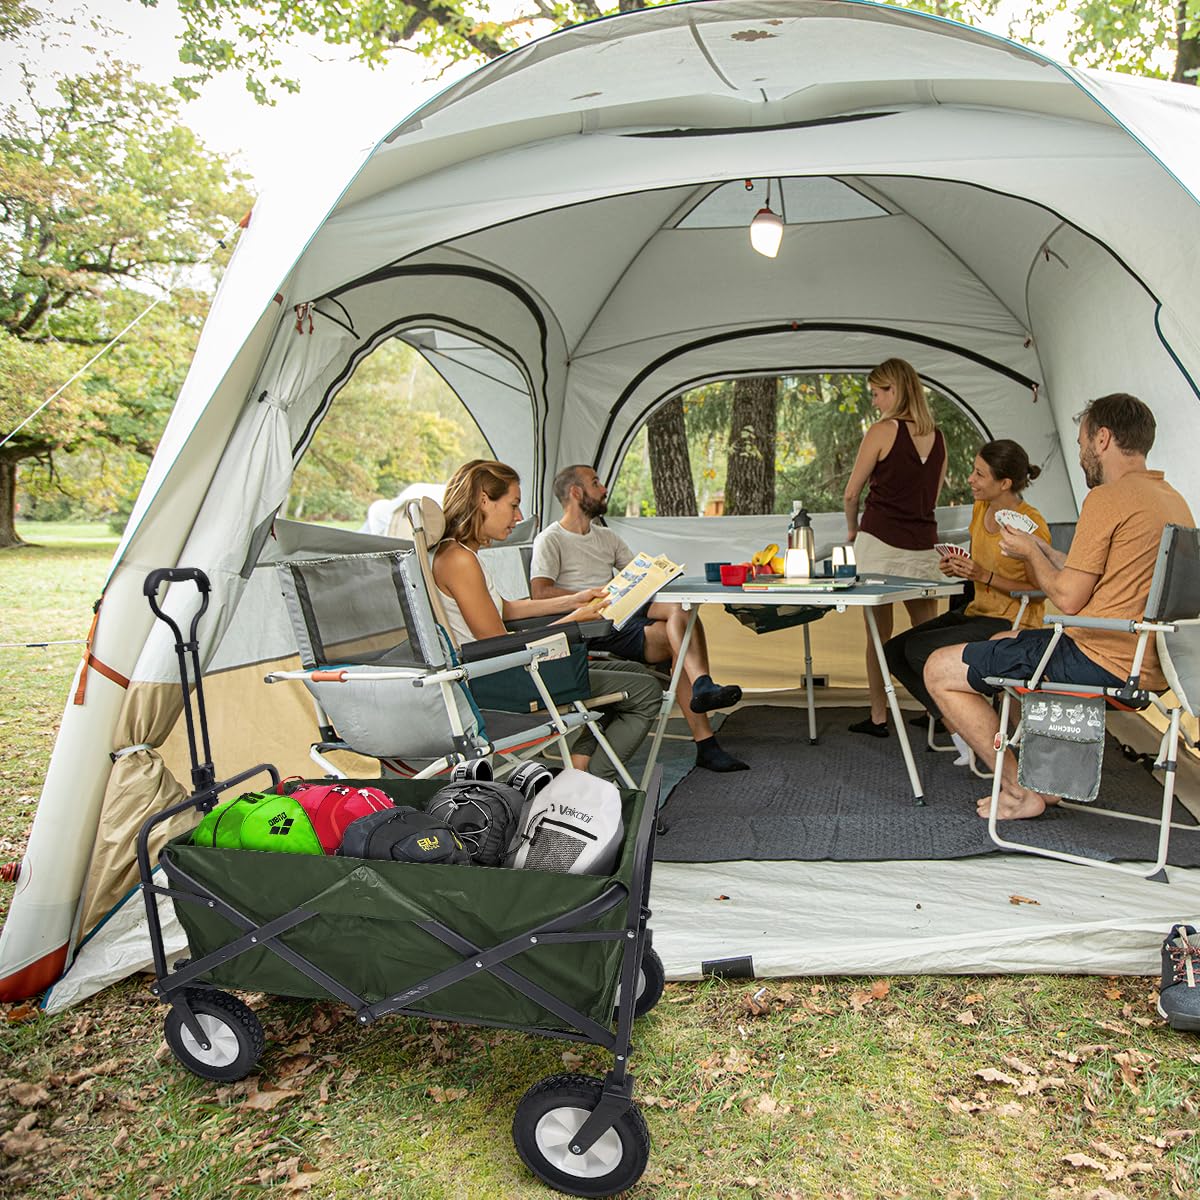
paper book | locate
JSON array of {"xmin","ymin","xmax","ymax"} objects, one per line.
[
  {"xmin": 741, "ymin": 577, "xmax": 856, "ymax": 592},
  {"xmin": 598, "ymin": 551, "xmax": 684, "ymax": 630}
]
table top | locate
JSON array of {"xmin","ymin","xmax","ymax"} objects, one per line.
[{"xmin": 657, "ymin": 574, "xmax": 964, "ymax": 608}]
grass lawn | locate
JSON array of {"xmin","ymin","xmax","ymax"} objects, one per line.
[{"xmin": 1, "ymin": 528, "xmax": 1198, "ymax": 1199}]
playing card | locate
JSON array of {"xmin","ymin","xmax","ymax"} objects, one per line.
[
  {"xmin": 995, "ymin": 508, "xmax": 1037, "ymax": 534},
  {"xmin": 934, "ymin": 542, "xmax": 968, "ymax": 558}
]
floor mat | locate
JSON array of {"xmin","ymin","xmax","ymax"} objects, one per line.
[{"xmin": 654, "ymin": 705, "xmax": 1200, "ymax": 866}]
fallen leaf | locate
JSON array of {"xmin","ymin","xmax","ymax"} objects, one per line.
[
  {"xmin": 273, "ymin": 1054, "xmax": 315, "ymax": 1082},
  {"xmin": 239, "ymin": 1083, "xmax": 300, "ymax": 1112},
  {"xmin": 1096, "ymin": 1019, "xmax": 1132, "ymax": 1036},
  {"xmin": 1009, "ymin": 895, "xmax": 1040, "ymax": 906},
  {"xmin": 10, "ymin": 1082, "xmax": 50, "ymax": 1107},
  {"xmin": 749, "ymin": 1093, "xmax": 791, "ymax": 1116},
  {"xmin": 1090, "ymin": 1141, "xmax": 1127, "ymax": 1162},
  {"xmin": 955, "ymin": 1010, "xmax": 978, "ymax": 1025},
  {"xmin": 639, "ymin": 1094, "xmax": 678, "ymax": 1110},
  {"xmin": 561, "ymin": 1051, "xmax": 584, "ymax": 1070},
  {"xmin": 1063, "ymin": 1152, "xmax": 1106, "ymax": 1171},
  {"xmin": 994, "ymin": 1102, "xmax": 1025, "ymax": 1117},
  {"xmin": 975, "ymin": 1069, "xmax": 1019, "ymax": 1087},
  {"xmin": 427, "ymin": 1086, "xmax": 468, "ymax": 1103},
  {"xmin": 743, "ymin": 989, "xmax": 772, "ymax": 1017},
  {"xmin": 1001, "ymin": 1056, "xmax": 1037, "ymax": 1077},
  {"xmin": 4, "ymin": 1002, "xmax": 39, "ymax": 1024},
  {"xmin": 1103, "ymin": 987, "xmax": 1123, "ymax": 1000},
  {"xmin": 870, "ymin": 980, "xmax": 890, "ymax": 1000},
  {"xmin": 964, "ymin": 992, "xmax": 984, "ymax": 1004},
  {"xmin": 848, "ymin": 989, "xmax": 876, "ymax": 1012},
  {"xmin": 281, "ymin": 1172, "xmax": 323, "ymax": 1192}
]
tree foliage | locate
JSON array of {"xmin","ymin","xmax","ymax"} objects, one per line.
[
  {"xmin": 612, "ymin": 373, "xmax": 980, "ymax": 519},
  {"xmin": 0, "ymin": 45, "xmax": 252, "ymax": 545},
  {"xmin": 286, "ymin": 338, "xmax": 489, "ymax": 521}
]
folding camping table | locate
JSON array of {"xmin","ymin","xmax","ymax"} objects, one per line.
[{"xmin": 643, "ymin": 574, "xmax": 964, "ymax": 804}]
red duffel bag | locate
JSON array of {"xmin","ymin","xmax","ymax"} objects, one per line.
[{"xmin": 276, "ymin": 780, "xmax": 393, "ymax": 854}]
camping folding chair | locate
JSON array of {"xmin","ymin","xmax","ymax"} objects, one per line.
[
  {"xmin": 266, "ymin": 544, "xmax": 636, "ymax": 786},
  {"xmin": 983, "ymin": 523, "xmax": 1200, "ymax": 881}
]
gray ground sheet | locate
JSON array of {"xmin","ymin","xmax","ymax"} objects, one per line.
[{"xmin": 653, "ymin": 705, "xmax": 1200, "ymax": 866}]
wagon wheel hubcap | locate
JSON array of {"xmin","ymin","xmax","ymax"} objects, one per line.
[
  {"xmin": 535, "ymin": 1105, "xmax": 622, "ymax": 1177},
  {"xmin": 180, "ymin": 1014, "xmax": 240, "ymax": 1066}
]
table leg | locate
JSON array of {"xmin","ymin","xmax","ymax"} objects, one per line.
[
  {"xmin": 802, "ymin": 622, "xmax": 817, "ymax": 744},
  {"xmin": 864, "ymin": 607, "xmax": 925, "ymax": 805},
  {"xmin": 639, "ymin": 605, "xmax": 697, "ymax": 794}
]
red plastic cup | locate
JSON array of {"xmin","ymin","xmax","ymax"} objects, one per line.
[{"xmin": 719, "ymin": 563, "xmax": 749, "ymax": 586}]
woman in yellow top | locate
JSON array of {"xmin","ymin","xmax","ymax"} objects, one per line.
[{"xmin": 883, "ymin": 439, "xmax": 1050, "ymax": 760}]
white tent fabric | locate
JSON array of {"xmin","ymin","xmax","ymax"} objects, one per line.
[{"xmin": 4, "ymin": 0, "xmax": 1200, "ymax": 1002}]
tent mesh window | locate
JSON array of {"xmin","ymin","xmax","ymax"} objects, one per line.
[{"xmin": 278, "ymin": 551, "xmax": 444, "ymax": 671}]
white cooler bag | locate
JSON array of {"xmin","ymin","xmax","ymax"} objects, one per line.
[{"xmin": 509, "ymin": 770, "xmax": 625, "ymax": 875}]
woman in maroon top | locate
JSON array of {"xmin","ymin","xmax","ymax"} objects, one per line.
[{"xmin": 843, "ymin": 358, "xmax": 947, "ymax": 736}]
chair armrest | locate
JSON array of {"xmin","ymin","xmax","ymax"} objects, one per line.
[
  {"xmin": 459, "ymin": 618, "xmax": 612, "ymax": 660},
  {"xmin": 501, "ymin": 616, "xmax": 615, "ymax": 641},
  {"xmin": 1011, "ymin": 589, "xmax": 1045, "ymax": 600},
  {"xmin": 1042, "ymin": 613, "xmax": 1138, "ymax": 633},
  {"xmin": 459, "ymin": 624, "xmax": 583, "ymax": 663}
]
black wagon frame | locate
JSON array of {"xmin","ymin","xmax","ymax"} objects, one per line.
[{"xmin": 135, "ymin": 566, "xmax": 664, "ymax": 1196}]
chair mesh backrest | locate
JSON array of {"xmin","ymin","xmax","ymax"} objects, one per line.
[
  {"xmin": 1144, "ymin": 526, "xmax": 1200, "ymax": 717},
  {"xmin": 277, "ymin": 550, "xmax": 448, "ymax": 670},
  {"xmin": 1144, "ymin": 525, "xmax": 1200, "ymax": 624}
]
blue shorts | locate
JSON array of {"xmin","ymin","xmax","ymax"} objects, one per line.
[
  {"xmin": 960, "ymin": 629, "xmax": 1124, "ymax": 697},
  {"xmin": 589, "ymin": 601, "xmax": 655, "ymax": 661}
]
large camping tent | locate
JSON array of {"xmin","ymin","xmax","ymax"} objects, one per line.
[{"xmin": 3, "ymin": 0, "xmax": 1200, "ymax": 1004}]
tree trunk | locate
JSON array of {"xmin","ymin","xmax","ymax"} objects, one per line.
[
  {"xmin": 0, "ymin": 453, "xmax": 25, "ymax": 549},
  {"xmin": 724, "ymin": 375, "xmax": 777, "ymax": 515},
  {"xmin": 1175, "ymin": 3, "xmax": 1199, "ymax": 83},
  {"xmin": 647, "ymin": 396, "xmax": 697, "ymax": 517}
]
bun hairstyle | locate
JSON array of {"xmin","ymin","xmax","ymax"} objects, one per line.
[
  {"xmin": 868, "ymin": 358, "xmax": 935, "ymax": 436},
  {"xmin": 978, "ymin": 439, "xmax": 1039, "ymax": 495},
  {"xmin": 442, "ymin": 459, "xmax": 520, "ymax": 546}
]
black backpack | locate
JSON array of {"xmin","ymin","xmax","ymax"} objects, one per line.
[
  {"xmin": 339, "ymin": 806, "xmax": 469, "ymax": 864},
  {"xmin": 427, "ymin": 759, "xmax": 558, "ymax": 867},
  {"xmin": 425, "ymin": 780, "xmax": 523, "ymax": 867}
]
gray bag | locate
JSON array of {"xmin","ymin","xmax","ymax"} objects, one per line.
[{"xmin": 1017, "ymin": 693, "xmax": 1106, "ymax": 802}]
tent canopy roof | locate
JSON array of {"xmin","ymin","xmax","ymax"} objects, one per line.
[{"xmin": 120, "ymin": 0, "xmax": 1200, "ymax": 567}]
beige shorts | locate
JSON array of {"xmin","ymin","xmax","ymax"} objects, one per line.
[{"xmin": 853, "ymin": 530, "xmax": 943, "ymax": 581}]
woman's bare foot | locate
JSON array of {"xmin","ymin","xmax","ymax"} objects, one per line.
[{"xmin": 977, "ymin": 791, "xmax": 1048, "ymax": 820}]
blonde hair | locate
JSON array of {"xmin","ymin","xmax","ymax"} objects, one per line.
[
  {"xmin": 868, "ymin": 358, "xmax": 935, "ymax": 437},
  {"xmin": 442, "ymin": 459, "xmax": 520, "ymax": 546}
]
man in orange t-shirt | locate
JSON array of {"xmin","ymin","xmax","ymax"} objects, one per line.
[{"xmin": 926, "ymin": 393, "xmax": 1193, "ymax": 820}]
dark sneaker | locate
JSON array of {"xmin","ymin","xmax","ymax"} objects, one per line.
[{"xmin": 1157, "ymin": 923, "xmax": 1200, "ymax": 1032}]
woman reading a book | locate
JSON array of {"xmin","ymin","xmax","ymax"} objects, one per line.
[
  {"xmin": 843, "ymin": 358, "xmax": 947, "ymax": 738},
  {"xmin": 883, "ymin": 440, "xmax": 1050, "ymax": 762},
  {"xmin": 432, "ymin": 459, "xmax": 660, "ymax": 781}
]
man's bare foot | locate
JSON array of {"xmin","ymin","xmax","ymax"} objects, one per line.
[{"xmin": 977, "ymin": 791, "xmax": 1047, "ymax": 820}]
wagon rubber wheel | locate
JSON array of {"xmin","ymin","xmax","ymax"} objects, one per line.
[
  {"xmin": 512, "ymin": 1073, "xmax": 650, "ymax": 1197},
  {"xmin": 163, "ymin": 989, "xmax": 264, "ymax": 1082},
  {"xmin": 614, "ymin": 945, "xmax": 665, "ymax": 1018}
]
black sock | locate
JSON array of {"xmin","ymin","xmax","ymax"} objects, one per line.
[
  {"xmin": 695, "ymin": 736, "xmax": 749, "ymax": 772},
  {"xmin": 848, "ymin": 716, "xmax": 889, "ymax": 738},
  {"xmin": 690, "ymin": 676, "xmax": 743, "ymax": 714}
]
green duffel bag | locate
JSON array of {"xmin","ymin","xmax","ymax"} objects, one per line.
[{"xmin": 192, "ymin": 792, "xmax": 324, "ymax": 856}]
